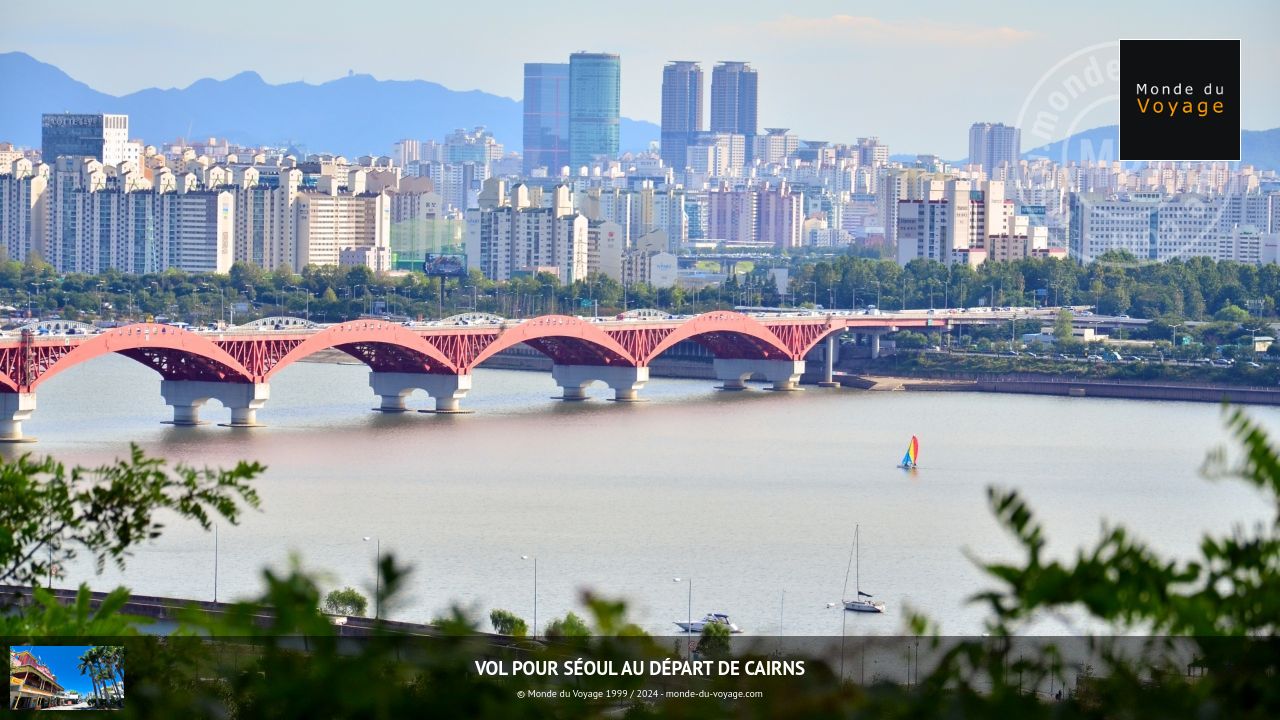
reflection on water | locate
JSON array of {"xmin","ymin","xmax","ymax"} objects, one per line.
[{"xmin": 10, "ymin": 353, "xmax": 1273, "ymax": 636}]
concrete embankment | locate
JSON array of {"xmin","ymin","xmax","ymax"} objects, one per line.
[
  {"xmin": 300, "ymin": 349, "xmax": 1280, "ymax": 405},
  {"xmin": 908, "ymin": 375, "xmax": 1280, "ymax": 405},
  {"xmin": 0, "ymin": 584, "xmax": 444, "ymax": 638}
]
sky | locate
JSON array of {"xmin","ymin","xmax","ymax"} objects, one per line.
[
  {"xmin": 11, "ymin": 645, "xmax": 113, "ymax": 696},
  {"xmin": 3, "ymin": 0, "xmax": 1278, "ymax": 157}
]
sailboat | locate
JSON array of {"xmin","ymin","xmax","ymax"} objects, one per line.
[
  {"xmin": 842, "ymin": 524, "xmax": 886, "ymax": 614},
  {"xmin": 899, "ymin": 435, "xmax": 919, "ymax": 469}
]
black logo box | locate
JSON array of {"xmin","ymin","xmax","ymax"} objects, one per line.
[{"xmin": 1119, "ymin": 39, "xmax": 1240, "ymax": 161}]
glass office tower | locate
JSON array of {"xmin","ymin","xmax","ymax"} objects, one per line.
[{"xmin": 568, "ymin": 52, "xmax": 621, "ymax": 169}]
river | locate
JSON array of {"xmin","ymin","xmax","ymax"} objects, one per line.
[{"xmin": 5, "ymin": 354, "xmax": 1274, "ymax": 637}]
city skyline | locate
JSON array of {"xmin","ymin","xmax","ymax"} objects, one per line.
[{"xmin": 4, "ymin": 1, "xmax": 1278, "ymax": 158}]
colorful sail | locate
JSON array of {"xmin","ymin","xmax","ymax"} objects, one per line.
[{"xmin": 901, "ymin": 435, "xmax": 919, "ymax": 467}]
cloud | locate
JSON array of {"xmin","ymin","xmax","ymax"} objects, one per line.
[{"xmin": 755, "ymin": 14, "xmax": 1034, "ymax": 48}]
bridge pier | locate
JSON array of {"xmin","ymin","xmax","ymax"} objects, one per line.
[
  {"xmin": 161, "ymin": 380, "xmax": 270, "ymax": 427},
  {"xmin": 0, "ymin": 392, "xmax": 37, "ymax": 442},
  {"xmin": 870, "ymin": 332, "xmax": 882, "ymax": 359},
  {"xmin": 714, "ymin": 358, "xmax": 805, "ymax": 391},
  {"xmin": 369, "ymin": 372, "xmax": 473, "ymax": 413},
  {"xmin": 551, "ymin": 364, "xmax": 649, "ymax": 401},
  {"xmin": 818, "ymin": 335, "xmax": 840, "ymax": 387}
]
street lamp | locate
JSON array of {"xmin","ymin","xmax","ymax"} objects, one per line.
[
  {"xmin": 213, "ymin": 524, "xmax": 219, "ymax": 603},
  {"xmin": 807, "ymin": 281, "xmax": 817, "ymax": 309},
  {"xmin": 30, "ymin": 281, "xmax": 44, "ymax": 319},
  {"xmin": 673, "ymin": 577, "xmax": 692, "ymax": 638},
  {"xmin": 363, "ymin": 536, "xmax": 381, "ymax": 619},
  {"xmin": 521, "ymin": 555, "xmax": 537, "ymax": 639}
]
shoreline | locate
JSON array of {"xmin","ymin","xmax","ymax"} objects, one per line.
[{"xmin": 299, "ymin": 349, "xmax": 1280, "ymax": 405}]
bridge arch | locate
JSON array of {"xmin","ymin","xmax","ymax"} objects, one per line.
[
  {"xmin": 19, "ymin": 323, "xmax": 254, "ymax": 392},
  {"xmin": 237, "ymin": 316, "xmax": 319, "ymax": 330},
  {"xmin": 13, "ymin": 320, "xmax": 102, "ymax": 336},
  {"xmin": 638, "ymin": 311, "xmax": 793, "ymax": 364},
  {"xmin": 467, "ymin": 315, "xmax": 637, "ymax": 370},
  {"xmin": 261, "ymin": 319, "xmax": 461, "ymax": 379},
  {"xmin": 618, "ymin": 308, "xmax": 673, "ymax": 320},
  {"xmin": 441, "ymin": 312, "xmax": 505, "ymax": 326}
]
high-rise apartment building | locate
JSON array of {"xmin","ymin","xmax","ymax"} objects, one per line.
[
  {"xmin": 444, "ymin": 127, "xmax": 503, "ymax": 166},
  {"xmin": 393, "ymin": 139, "xmax": 421, "ymax": 168},
  {"xmin": 294, "ymin": 188, "xmax": 391, "ymax": 271},
  {"xmin": 0, "ymin": 159, "xmax": 49, "ymax": 263},
  {"xmin": 707, "ymin": 182, "xmax": 801, "ymax": 247},
  {"xmin": 465, "ymin": 180, "xmax": 588, "ymax": 283},
  {"xmin": 660, "ymin": 61, "xmax": 703, "ymax": 172},
  {"xmin": 1069, "ymin": 191, "xmax": 1272, "ymax": 263},
  {"xmin": 568, "ymin": 52, "xmax": 621, "ymax": 169},
  {"xmin": 523, "ymin": 63, "xmax": 571, "ymax": 175},
  {"xmin": 710, "ymin": 62, "xmax": 758, "ymax": 165},
  {"xmin": 968, "ymin": 122, "xmax": 1021, "ymax": 175},
  {"xmin": 686, "ymin": 132, "xmax": 746, "ymax": 178},
  {"xmin": 896, "ymin": 179, "xmax": 1055, "ymax": 266},
  {"xmin": 41, "ymin": 113, "xmax": 130, "ymax": 165},
  {"xmin": 754, "ymin": 128, "xmax": 800, "ymax": 166}
]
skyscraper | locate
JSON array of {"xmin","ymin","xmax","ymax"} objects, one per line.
[
  {"xmin": 660, "ymin": 61, "xmax": 703, "ymax": 172},
  {"xmin": 523, "ymin": 63, "xmax": 570, "ymax": 175},
  {"xmin": 968, "ymin": 123, "xmax": 1021, "ymax": 175},
  {"xmin": 568, "ymin": 52, "xmax": 621, "ymax": 169},
  {"xmin": 41, "ymin": 113, "xmax": 130, "ymax": 165},
  {"xmin": 710, "ymin": 62, "xmax": 758, "ymax": 164}
]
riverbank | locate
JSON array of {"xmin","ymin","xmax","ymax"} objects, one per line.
[{"xmin": 299, "ymin": 347, "xmax": 1280, "ymax": 405}]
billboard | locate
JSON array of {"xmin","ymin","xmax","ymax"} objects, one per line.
[{"xmin": 423, "ymin": 253, "xmax": 467, "ymax": 278}]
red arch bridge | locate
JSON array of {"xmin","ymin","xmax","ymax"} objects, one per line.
[{"xmin": 0, "ymin": 309, "xmax": 976, "ymax": 441}]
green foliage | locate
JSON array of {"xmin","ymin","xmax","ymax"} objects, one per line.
[
  {"xmin": 893, "ymin": 330, "xmax": 928, "ymax": 349},
  {"xmin": 429, "ymin": 604, "xmax": 480, "ymax": 634},
  {"xmin": 1053, "ymin": 308, "xmax": 1074, "ymax": 341},
  {"xmin": 0, "ymin": 444, "xmax": 263, "ymax": 588},
  {"xmin": 322, "ymin": 587, "xmax": 369, "ymax": 617},
  {"xmin": 1214, "ymin": 303, "xmax": 1250, "ymax": 323},
  {"xmin": 488, "ymin": 608, "xmax": 528, "ymax": 637},
  {"xmin": 878, "ymin": 351, "xmax": 1280, "ymax": 387},
  {"xmin": 4, "ymin": 415, "xmax": 1279, "ymax": 717},
  {"xmin": 544, "ymin": 611, "xmax": 590, "ymax": 639},
  {"xmin": 696, "ymin": 621, "xmax": 731, "ymax": 659},
  {"xmin": 0, "ymin": 584, "xmax": 140, "ymax": 636},
  {"xmin": 13, "ymin": 254, "xmax": 1280, "ymax": 327}
]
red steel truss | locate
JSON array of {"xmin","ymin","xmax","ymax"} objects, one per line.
[{"xmin": 0, "ymin": 313, "xmax": 939, "ymax": 392}]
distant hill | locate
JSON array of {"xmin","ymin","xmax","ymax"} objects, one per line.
[
  {"xmin": 0, "ymin": 52, "xmax": 659, "ymax": 156},
  {"xmin": 1023, "ymin": 124, "xmax": 1280, "ymax": 171}
]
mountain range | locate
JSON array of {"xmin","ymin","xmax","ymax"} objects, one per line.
[
  {"xmin": 2, "ymin": 52, "xmax": 1276, "ymax": 170},
  {"xmin": 0, "ymin": 52, "xmax": 659, "ymax": 157},
  {"xmin": 892, "ymin": 126, "xmax": 1279, "ymax": 171},
  {"xmin": 1022, "ymin": 125, "xmax": 1280, "ymax": 171}
]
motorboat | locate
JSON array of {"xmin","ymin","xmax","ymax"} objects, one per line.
[{"xmin": 674, "ymin": 613, "xmax": 743, "ymax": 634}]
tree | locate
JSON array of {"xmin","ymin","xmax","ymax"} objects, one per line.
[
  {"xmin": 1098, "ymin": 284, "xmax": 1131, "ymax": 315},
  {"xmin": 488, "ymin": 608, "xmax": 528, "ymax": 637},
  {"xmin": 0, "ymin": 445, "xmax": 262, "ymax": 589},
  {"xmin": 77, "ymin": 648, "xmax": 101, "ymax": 707},
  {"xmin": 697, "ymin": 620, "xmax": 731, "ymax": 658},
  {"xmin": 1053, "ymin": 308, "xmax": 1074, "ymax": 342},
  {"xmin": 544, "ymin": 611, "xmax": 590, "ymax": 638},
  {"xmin": 1213, "ymin": 303, "xmax": 1249, "ymax": 323},
  {"xmin": 322, "ymin": 587, "xmax": 369, "ymax": 617}
]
